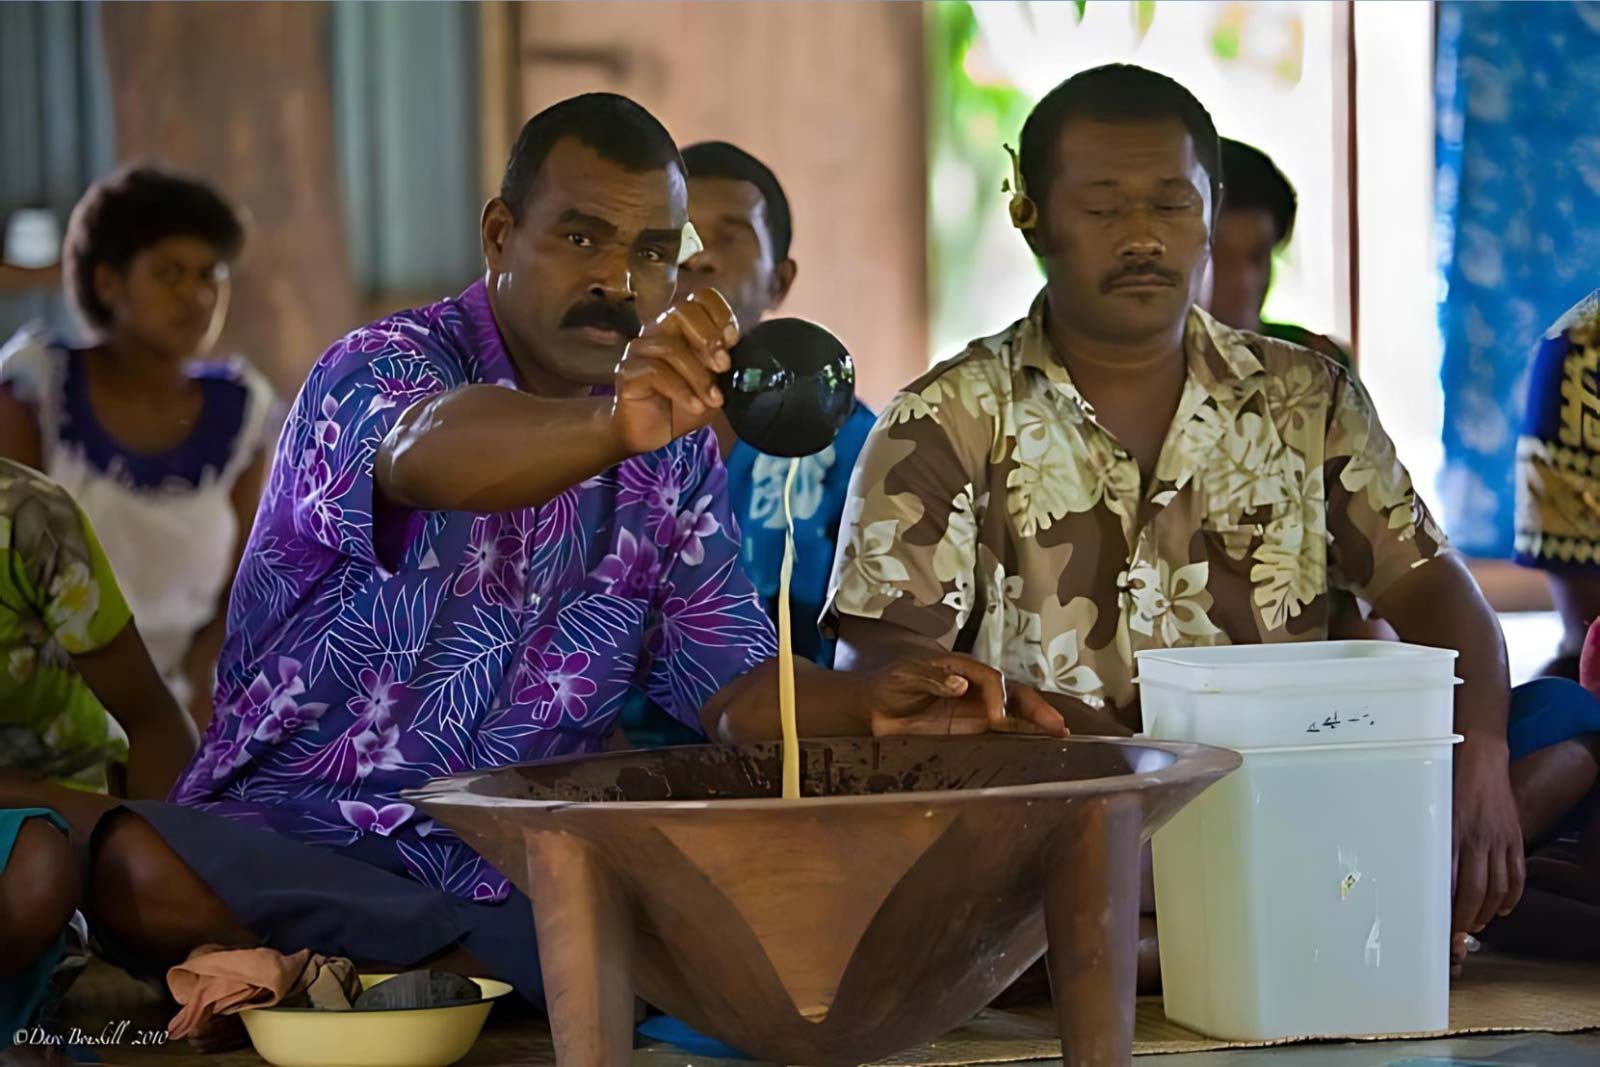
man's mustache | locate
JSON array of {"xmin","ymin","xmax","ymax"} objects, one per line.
[
  {"xmin": 560, "ymin": 299, "xmax": 642, "ymax": 338},
  {"xmin": 1101, "ymin": 261, "xmax": 1183, "ymax": 292}
]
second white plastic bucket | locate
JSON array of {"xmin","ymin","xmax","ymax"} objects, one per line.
[{"xmin": 1138, "ymin": 642, "xmax": 1460, "ymax": 1042}]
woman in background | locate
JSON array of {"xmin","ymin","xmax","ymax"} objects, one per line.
[{"xmin": 0, "ymin": 166, "xmax": 276, "ymax": 728}]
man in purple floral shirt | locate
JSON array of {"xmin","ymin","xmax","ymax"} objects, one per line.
[
  {"xmin": 0, "ymin": 93, "xmax": 1064, "ymax": 1013},
  {"xmin": 169, "ymin": 275, "xmax": 779, "ymax": 899}
]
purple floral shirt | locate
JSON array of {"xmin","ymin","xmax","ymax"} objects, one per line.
[{"xmin": 172, "ymin": 282, "xmax": 777, "ymax": 902}]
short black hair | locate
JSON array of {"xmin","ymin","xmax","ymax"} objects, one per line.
[
  {"xmin": 1018, "ymin": 64, "xmax": 1221, "ymax": 218},
  {"xmin": 64, "ymin": 165, "xmax": 245, "ymax": 331},
  {"xmin": 1220, "ymin": 138, "xmax": 1297, "ymax": 246},
  {"xmin": 500, "ymin": 92, "xmax": 683, "ymax": 220},
  {"xmin": 681, "ymin": 141, "xmax": 793, "ymax": 262}
]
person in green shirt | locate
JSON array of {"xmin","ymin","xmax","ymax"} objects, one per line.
[
  {"xmin": 1209, "ymin": 138, "xmax": 1353, "ymax": 369},
  {"xmin": 0, "ymin": 457, "xmax": 197, "ymax": 1049},
  {"xmin": 0, "ymin": 457, "xmax": 198, "ymax": 795}
]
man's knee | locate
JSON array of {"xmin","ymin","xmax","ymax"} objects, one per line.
[
  {"xmin": 0, "ymin": 817, "xmax": 78, "ymax": 975},
  {"xmin": 87, "ymin": 811, "xmax": 254, "ymax": 966},
  {"xmin": 87, "ymin": 813, "xmax": 195, "ymax": 954},
  {"xmin": 90, "ymin": 811, "xmax": 171, "ymax": 907}
]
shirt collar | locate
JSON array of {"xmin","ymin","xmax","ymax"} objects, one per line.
[
  {"xmin": 1548, "ymin": 288, "xmax": 1600, "ymax": 343},
  {"xmin": 1186, "ymin": 304, "xmax": 1266, "ymax": 407},
  {"xmin": 457, "ymin": 278, "xmax": 517, "ymax": 387},
  {"xmin": 1014, "ymin": 289, "xmax": 1265, "ymax": 414}
]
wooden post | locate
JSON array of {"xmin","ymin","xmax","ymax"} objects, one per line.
[
  {"xmin": 100, "ymin": 1, "xmax": 361, "ymax": 393},
  {"xmin": 478, "ymin": 1, "xmax": 522, "ymax": 204}
]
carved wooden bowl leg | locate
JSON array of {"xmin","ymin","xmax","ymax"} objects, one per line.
[
  {"xmin": 1044, "ymin": 797, "xmax": 1142, "ymax": 1067},
  {"xmin": 522, "ymin": 829, "xmax": 635, "ymax": 1067}
]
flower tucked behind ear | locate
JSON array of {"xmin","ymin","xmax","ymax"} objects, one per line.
[
  {"xmin": 677, "ymin": 221, "xmax": 703, "ymax": 265},
  {"xmin": 1002, "ymin": 144, "xmax": 1037, "ymax": 232}
]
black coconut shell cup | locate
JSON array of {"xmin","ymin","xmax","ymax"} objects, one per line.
[{"xmin": 719, "ymin": 318, "xmax": 856, "ymax": 458}]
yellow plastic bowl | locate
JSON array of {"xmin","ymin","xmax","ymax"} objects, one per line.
[{"xmin": 239, "ymin": 974, "xmax": 513, "ymax": 1067}]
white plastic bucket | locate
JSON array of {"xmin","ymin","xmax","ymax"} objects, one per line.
[
  {"xmin": 1138, "ymin": 642, "xmax": 1460, "ymax": 1041},
  {"xmin": 1137, "ymin": 640, "xmax": 1458, "ymax": 748}
]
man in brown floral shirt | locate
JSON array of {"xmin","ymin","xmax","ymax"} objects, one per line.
[{"xmin": 827, "ymin": 64, "xmax": 1524, "ymax": 972}]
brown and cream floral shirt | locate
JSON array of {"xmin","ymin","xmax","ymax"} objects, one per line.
[{"xmin": 824, "ymin": 295, "xmax": 1446, "ymax": 723}]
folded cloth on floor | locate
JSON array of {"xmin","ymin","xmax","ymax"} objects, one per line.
[{"xmin": 166, "ymin": 944, "xmax": 361, "ymax": 1037}]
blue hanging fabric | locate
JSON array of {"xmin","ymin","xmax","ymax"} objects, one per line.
[{"xmin": 1434, "ymin": 1, "xmax": 1600, "ymax": 556}]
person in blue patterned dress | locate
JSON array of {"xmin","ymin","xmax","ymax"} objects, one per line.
[
  {"xmin": 621, "ymin": 142, "xmax": 879, "ymax": 747},
  {"xmin": 1515, "ymin": 290, "xmax": 1600, "ymax": 679},
  {"xmin": 679, "ymin": 141, "xmax": 878, "ymax": 667}
]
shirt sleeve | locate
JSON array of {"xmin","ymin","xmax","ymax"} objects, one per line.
[
  {"xmin": 284, "ymin": 328, "xmax": 464, "ymax": 568},
  {"xmin": 0, "ymin": 328, "xmax": 53, "ymax": 410},
  {"xmin": 822, "ymin": 369, "xmax": 991, "ymax": 647},
  {"xmin": 641, "ymin": 429, "xmax": 779, "ymax": 733},
  {"xmin": 1, "ymin": 465, "xmax": 132, "ymax": 655},
  {"xmin": 1324, "ymin": 369, "xmax": 1448, "ymax": 605},
  {"xmin": 1514, "ymin": 299, "xmax": 1600, "ymax": 571}
]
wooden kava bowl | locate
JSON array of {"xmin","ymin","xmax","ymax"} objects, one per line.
[{"xmin": 409, "ymin": 735, "xmax": 1240, "ymax": 1066}]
